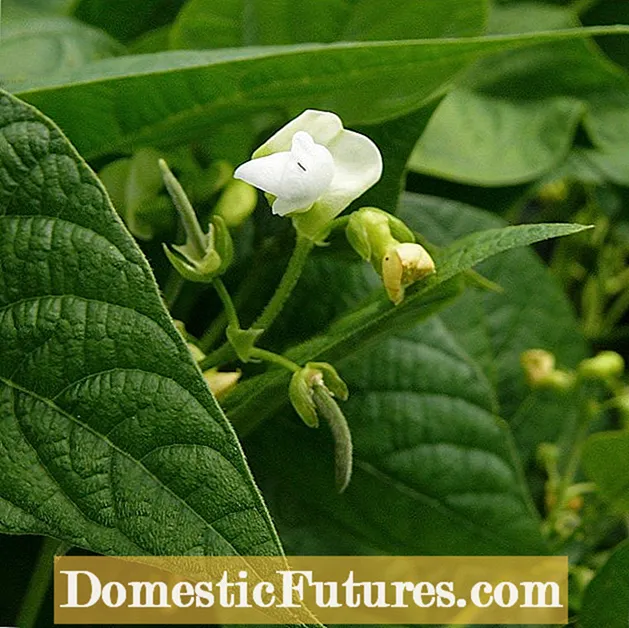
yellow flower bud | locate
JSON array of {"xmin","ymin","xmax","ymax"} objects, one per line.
[
  {"xmin": 521, "ymin": 349, "xmax": 575, "ymax": 391},
  {"xmin": 203, "ymin": 368, "xmax": 241, "ymax": 400},
  {"xmin": 381, "ymin": 242, "xmax": 436, "ymax": 305}
]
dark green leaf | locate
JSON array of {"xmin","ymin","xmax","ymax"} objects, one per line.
[
  {"xmin": 245, "ymin": 319, "xmax": 546, "ymax": 555},
  {"xmin": 73, "ymin": 0, "xmax": 187, "ymax": 43},
  {"xmin": 0, "ymin": 89, "xmax": 282, "ymax": 557},
  {"xmin": 583, "ymin": 431, "xmax": 629, "ymax": 512},
  {"xmin": 581, "ymin": 540, "xmax": 629, "ymax": 628},
  {"xmin": 410, "ymin": 4, "xmax": 629, "ymax": 185},
  {"xmin": 170, "ymin": 0, "xmax": 488, "ymax": 49}
]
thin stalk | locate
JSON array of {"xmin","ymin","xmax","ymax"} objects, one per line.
[
  {"xmin": 17, "ymin": 537, "xmax": 70, "ymax": 628},
  {"xmin": 159, "ymin": 159, "xmax": 206, "ymax": 259},
  {"xmin": 213, "ymin": 278, "xmax": 240, "ymax": 330},
  {"xmin": 252, "ymin": 235, "xmax": 314, "ymax": 331},
  {"xmin": 249, "ymin": 347, "xmax": 301, "ymax": 373}
]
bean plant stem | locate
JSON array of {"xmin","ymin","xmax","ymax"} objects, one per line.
[
  {"xmin": 199, "ymin": 235, "xmax": 314, "ymax": 370},
  {"xmin": 252, "ymin": 235, "xmax": 314, "ymax": 331},
  {"xmin": 213, "ymin": 278, "xmax": 241, "ymax": 330},
  {"xmin": 249, "ymin": 347, "xmax": 301, "ymax": 372},
  {"xmin": 17, "ymin": 537, "xmax": 69, "ymax": 628}
]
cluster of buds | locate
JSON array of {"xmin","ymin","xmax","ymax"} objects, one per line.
[{"xmin": 156, "ymin": 109, "xmax": 441, "ymax": 493}]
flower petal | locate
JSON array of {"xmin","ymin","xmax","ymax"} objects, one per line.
[
  {"xmin": 253, "ymin": 110, "xmax": 343, "ymax": 158},
  {"xmin": 324, "ymin": 129, "xmax": 383, "ymax": 212},
  {"xmin": 292, "ymin": 128, "xmax": 383, "ymax": 238},
  {"xmin": 233, "ymin": 151, "xmax": 291, "ymax": 195}
]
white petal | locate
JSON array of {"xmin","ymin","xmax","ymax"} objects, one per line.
[
  {"xmin": 233, "ymin": 152, "xmax": 291, "ymax": 196},
  {"xmin": 322, "ymin": 129, "xmax": 383, "ymax": 213},
  {"xmin": 253, "ymin": 110, "xmax": 343, "ymax": 158},
  {"xmin": 272, "ymin": 197, "xmax": 311, "ymax": 216}
]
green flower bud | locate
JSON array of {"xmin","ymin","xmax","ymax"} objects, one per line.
[
  {"xmin": 163, "ymin": 216, "xmax": 233, "ymax": 283},
  {"xmin": 346, "ymin": 207, "xmax": 435, "ymax": 304},
  {"xmin": 214, "ymin": 179, "xmax": 257, "ymax": 228},
  {"xmin": 579, "ymin": 351, "xmax": 625, "ymax": 380}
]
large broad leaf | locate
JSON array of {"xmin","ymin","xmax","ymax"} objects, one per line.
[
  {"xmin": 580, "ymin": 540, "xmax": 629, "ymax": 628},
  {"xmin": 170, "ymin": 0, "xmax": 488, "ymax": 49},
  {"xmin": 10, "ymin": 27, "xmax": 629, "ymax": 160},
  {"xmin": 0, "ymin": 16, "xmax": 124, "ymax": 88},
  {"xmin": 244, "ymin": 320, "xmax": 545, "ymax": 555},
  {"xmin": 410, "ymin": 3, "xmax": 629, "ymax": 186},
  {"xmin": 0, "ymin": 90, "xmax": 283, "ymax": 557},
  {"xmin": 582, "ymin": 431, "xmax": 629, "ymax": 512}
]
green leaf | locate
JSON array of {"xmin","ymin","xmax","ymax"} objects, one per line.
[
  {"xmin": 582, "ymin": 431, "xmax": 629, "ymax": 512},
  {"xmin": 170, "ymin": 0, "xmax": 488, "ymax": 49},
  {"xmin": 400, "ymin": 196, "xmax": 588, "ymax": 415},
  {"xmin": 0, "ymin": 16, "xmax": 124, "ymax": 87},
  {"xmin": 398, "ymin": 195, "xmax": 589, "ymax": 501},
  {"xmin": 410, "ymin": 4, "xmax": 629, "ymax": 185},
  {"xmin": 0, "ymin": 89, "xmax": 283, "ymax": 557},
  {"xmin": 12, "ymin": 27, "xmax": 629, "ymax": 160},
  {"xmin": 73, "ymin": 0, "xmax": 187, "ymax": 43},
  {"xmin": 245, "ymin": 319, "xmax": 546, "ymax": 555},
  {"xmin": 580, "ymin": 540, "xmax": 629, "ymax": 628}
]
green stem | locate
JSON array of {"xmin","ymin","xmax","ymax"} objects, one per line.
[
  {"xmin": 17, "ymin": 537, "xmax": 70, "ymax": 628},
  {"xmin": 159, "ymin": 159, "xmax": 206, "ymax": 259},
  {"xmin": 213, "ymin": 278, "xmax": 240, "ymax": 330},
  {"xmin": 252, "ymin": 235, "xmax": 314, "ymax": 331},
  {"xmin": 249, "ymin": 347, "xmax": 301, "ymax": 372},
  {"xmin": 199, "ymin": 235, "xmax": 315, "ymax": 370}
]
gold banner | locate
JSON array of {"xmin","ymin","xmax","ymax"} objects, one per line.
[{"xmin": 54, "ymin": 555, "xmax": 568, "ymax": 624}]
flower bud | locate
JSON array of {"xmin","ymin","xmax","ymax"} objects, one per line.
[
  {"xmin": 163, "ymin": 216, "xmax": 233, "ymax": 283},
  {"xmin": 214, "ymin": 179, "xmax": 257, "ymax": 228},
  {"xmin": 160, "ymin": 159, "xmax": 233, "ymax": 283},
  {"xmin": 346, "ymin": 207, "xmax": 435, "ymax": 304},
  {"xmin": 521, "ymin": 349, "xmax": 575, "ymax": 391},
  {"xmin": 382, "ymin": 242, "xmax": 436, "ymax": 305},
  {"xmin": 203, "ymin": 368, "xmax": 241, "ymax": 400},
  {"xmin": 578, "ymin": 351, "xmax": 625, "ymax": 380}
]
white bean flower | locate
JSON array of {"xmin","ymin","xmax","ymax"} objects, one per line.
[{"xmin": 234, "ymin": 109, "xmax": 383, "ymax": 240}]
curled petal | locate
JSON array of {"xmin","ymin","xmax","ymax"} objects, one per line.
[{"xmin": 233, "ymin": 151, "xmax": 291, "ymax": 196}]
